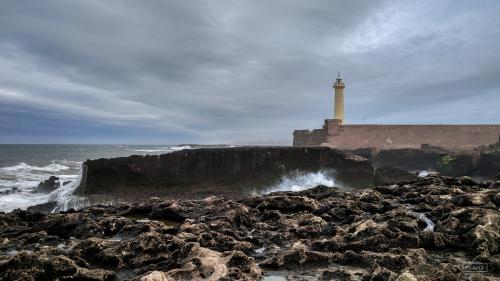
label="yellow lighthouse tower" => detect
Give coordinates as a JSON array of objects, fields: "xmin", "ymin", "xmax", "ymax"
[{"xmin": 333, "ymin": 71, "xmax": 345, "ymax": 124}]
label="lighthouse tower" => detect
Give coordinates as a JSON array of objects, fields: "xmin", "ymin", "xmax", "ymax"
[{"xmin": 333, "ymin": 72, "xmax": 345, "ymax": 124}]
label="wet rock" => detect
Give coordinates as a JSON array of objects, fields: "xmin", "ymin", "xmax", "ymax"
[
  {"xmin": 0, "ymin": 252, "xmax": 78, "ymax": 280},
  {"xmin": 130, "ymin": 271, "xmax": 168, "ymax": 281},
  {"xmin": 261, "ymin": 210, "xmax": 282, "ymax": 221},
  {"xmin": 165, "ymin": 243, "xmax": 260, "ymax": 280},
  {"xmin": 260, "ymin": 241, "xmax": 332, "ymax": 269},
  {"xmin": 149, "ymin": 207, "xmax": 186, "ymax": 222},
  {"xmin": 395, "ymin": 272, "xmax": 418, "ymax": 281},
  {"xmin": 224, "ymin": 250, "xmax": 262, "ymax": 280},
  {"xmin": 3, "ymin": 174, "xmax": 500, "ymax": 280},
  {"xmin": 321, "ymin": 269, "xmax": 354, "ymax": 281},
  {"xmin": 257, "ymin": 195, "xmax": 319, "ymax": 212},
  {"xmin": 62, "ymin": 268, "xmax": 117, "ymax": 281},
  {"xmin": 369, "ymin": 266, "xmax": 396, "ymax": 281},
  {"xmin": 374, "ymin": 168, "xmax": 417, "ymax": 186},
  {"xmin": 0, "ymin": 187, "xmax": 18, "ymax": 195},
  {"xmin": 452, "ymin": 193, "xmax": 490, "ymax": 206},
  {"xmin": 27, "ymin": 201, "xmax": 57, "ymax": 214},
  {"xmin": 36, "ymin": 176, "xmax": 60, "ymax": 193}
]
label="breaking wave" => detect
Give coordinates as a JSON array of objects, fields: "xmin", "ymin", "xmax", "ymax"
[
  {"xmin": 49, "ymin": 167, "xmax": 89, "ymax": 212},
  {"xmin": 260, "ymin": 170, "xmax": 336, "ymax": 194},
  {"xmin": 0, "ymin": 162, "xmax": 71, "ymax": 173},
  {"xmin": 0, "ymin": 160, "xmax": 82, "ymax": 212},
  {"xmin": 170, "ymin": 145, "xmax": 193, "ymax": 151},
  {"xmin": 132, "ymin": 149, "xmax": 171, "ymax": 153}
]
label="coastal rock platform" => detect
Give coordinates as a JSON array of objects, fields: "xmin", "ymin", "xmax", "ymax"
[
  {"xmin": 75, "ymin": 147, "xmax": 374, "ymax": 203},
  {"xmin": 1, "ymin": 175, "xmax": 500, "ymax": 280}
]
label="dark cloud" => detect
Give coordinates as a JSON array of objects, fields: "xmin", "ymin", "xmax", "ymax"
[{"xmin": 0, "ymin": 0, "xmax": 499, "ymax": 144}]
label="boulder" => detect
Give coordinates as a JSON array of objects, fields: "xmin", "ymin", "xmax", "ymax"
[
  {"xmin": 395, "ymin": 272, "xmax": 418, "ymax": 281},
  {"xmin": 27, "ymin": 202, "xmax": 56, "ymax": 214},
  {"xmin": 36, "ymin": 176, "xmax": 60, "ymax": 193},
  {"xmin": 374, "ymin": 168, "xmax": 417, "ymax": 186}
]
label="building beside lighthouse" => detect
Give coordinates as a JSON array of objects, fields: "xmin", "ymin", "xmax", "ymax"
[{"xmin": 293, "ymin": 75, "xmax": 500, "ymax": 150}]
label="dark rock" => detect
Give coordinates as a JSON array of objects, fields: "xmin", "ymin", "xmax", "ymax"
[
  {"xmin": 0, "ymin": 187, "xmax": 18, "ymax": 195},
  {"xmin": 452, "ymin": 193, "xmax": 490, "ymax": 206},
  {"xmin": 257, "ymin": 196, "xmax": 319, "ymax": 212},
  {"xmin": 36, "ymin": 176, "xmax": 60, "ymax": 193},
  {"xmin": 149, "ymin": 207, "xmax": 186, "ymax": 222},
  {"xmin": 374, "ymin": 168, "xmax": 417, "ymax": 186},
  {"xmin": 344, "ymin": 147, "xmax": 377, "ymax": 161},
  {"xmin": 372, "ymin": 149, "xmax": 444, "ymax": 171},
  {"xmin": 60, "ymin": 268, "xmax": 117, "ymax": 281},
  {"xmin": 476, "ymin": 150, "xmax": 500, "ymax": 179},
  {"xmin": 321, "ymin": 269, "xmax": 354, "ymax": 281},
  {"xmin": 75, "ymin": 147, "xmax": 374, "ymax": 201},
  {"xmin": 261, "ymin": 210, "xmax": 282, "ymax": 221},
  {"xmin": 2, "ymin": 174, "xmax": 500, "ymax": 281},
  {"xmin": 369, "ymin": 266, "xmax": 396, "ymax": 281},
  {"xmin": 27, "ymin": 201, "xmax": 56, "ymax": 214}
]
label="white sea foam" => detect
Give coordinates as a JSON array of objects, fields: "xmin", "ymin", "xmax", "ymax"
[
  {"xmin": 0, "ymin": 160, "xmax": 82, "ymax": 212},
  {"xmin": 415, "ymin": 212, "xmax": 435, "ymax": 232},
  {"xmin": 170, "ymin": 145, "xmax": 192, "ymax": 151},
  {"xmin": 0, "ymin": 191, "xmax": 51, "ymax": 212},
  {"xmin": 133, "ymin": 149, "xmax": 171, "ymax": 153},
  {"xmin": 418, "ymin": 171, "xmax": 430, "ymax": 177},
  {"xmin": 260, "ymin": 171, "xmax": 336, "ymax": 194},
  {"xmin": 0, "ymin": 162, "xmax": 71, "ymax": 173},
  {"xmin": 407, "ymin": 209, "xmax": 435, "ymax": 232},
  {"xmin": 50, "ymin": 168, "xmax": 89, "ymax": 212}
]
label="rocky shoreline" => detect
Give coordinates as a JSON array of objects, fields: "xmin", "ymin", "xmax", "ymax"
[
  {"xmin": 1, "ymin": 174, "xmax": 499, "ymax": 280},
  {"xmin": 74, "ymin": 147, "xmax": 374, "ymax": 204}
]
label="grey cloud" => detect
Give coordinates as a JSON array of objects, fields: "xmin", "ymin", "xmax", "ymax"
[{"xmin": 0, "ymin": 0, "xmax": 499, "ymax": 143}]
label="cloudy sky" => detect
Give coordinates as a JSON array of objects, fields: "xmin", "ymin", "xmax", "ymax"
[{"xmin": 1, "ymin": 1, "xmax": 499, "ymax": 144}]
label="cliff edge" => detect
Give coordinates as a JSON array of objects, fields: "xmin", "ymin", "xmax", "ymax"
[{"xmin": 75, "ymin": 147, "xmax": 374, "ymax": 202}]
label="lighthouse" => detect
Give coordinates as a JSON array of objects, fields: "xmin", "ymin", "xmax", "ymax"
[{"xmin": 333, "ymin": 72, "xmax": 345, "ymax": 123}]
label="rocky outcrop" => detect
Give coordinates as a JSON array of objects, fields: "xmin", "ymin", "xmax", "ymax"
[
  {"xmin": 371, "ymin": 148, "xmax": 446, "ymax": 171},
  {"xmin": 348, "ymin": 146, "xmax": 500, "ymax": 178},
  {"xmin": 2, "ymin": 175, "xmax": 500, "ymax": 280},
  {"xmin": 75, "ymin": 147, "xmax": 374, "ymax": 202},
  {"xmin": 374, "ymin": 168, "xmax": 417, "ymax": 186},
  {"xmin": 476, "ymin": 148, "xmax": 500, "ymax": 179},
  {"xmin": 35, "ymin": 176, "xmax": 60, "ymax": 193}
]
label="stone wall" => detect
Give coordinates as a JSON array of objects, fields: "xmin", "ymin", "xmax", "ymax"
[
  {"xmin": 293, "ymin": 120, "xmax": 500, "ymax": 150},
  {"xmin": 292, "ymin": 129, "xmax": 326, "ymax": 147}
]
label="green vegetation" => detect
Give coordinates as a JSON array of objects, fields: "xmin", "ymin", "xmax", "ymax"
[{"xmin": 437, "ymin": 154, "xmax": 456, "ymax": 172}]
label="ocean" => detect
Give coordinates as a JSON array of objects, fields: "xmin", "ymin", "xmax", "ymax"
[
  {"xmin": 0, "ymin": 144, "xmax": 195, "ymax": 212},
  {"xmin": 0, "ymin": 144, "xmax": 336, "ymax": 213}
]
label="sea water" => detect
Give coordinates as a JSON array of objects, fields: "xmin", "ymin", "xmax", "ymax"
[
  {"xmin": 0, "ymin": 144, "xmax": 340, "ymax": 213},
  {"xmin": 0, "ymin": 144, "xmax": 193, "ymax": 212}
]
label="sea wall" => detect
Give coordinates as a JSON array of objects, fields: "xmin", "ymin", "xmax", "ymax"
[
  {"xmin": 75, "ymin": 147, "xmax": 374, "ymax": 201},
  {"xmin": 324, "ymin": 123, "xmax": 500, "ymax": 150},
  {"xmin": 292, "ymin": 129, "xmax": 326, "ymax": 147},
  {"xmin": 294, "ymin": 119, "xmax": 500, "ymax": 150}
]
